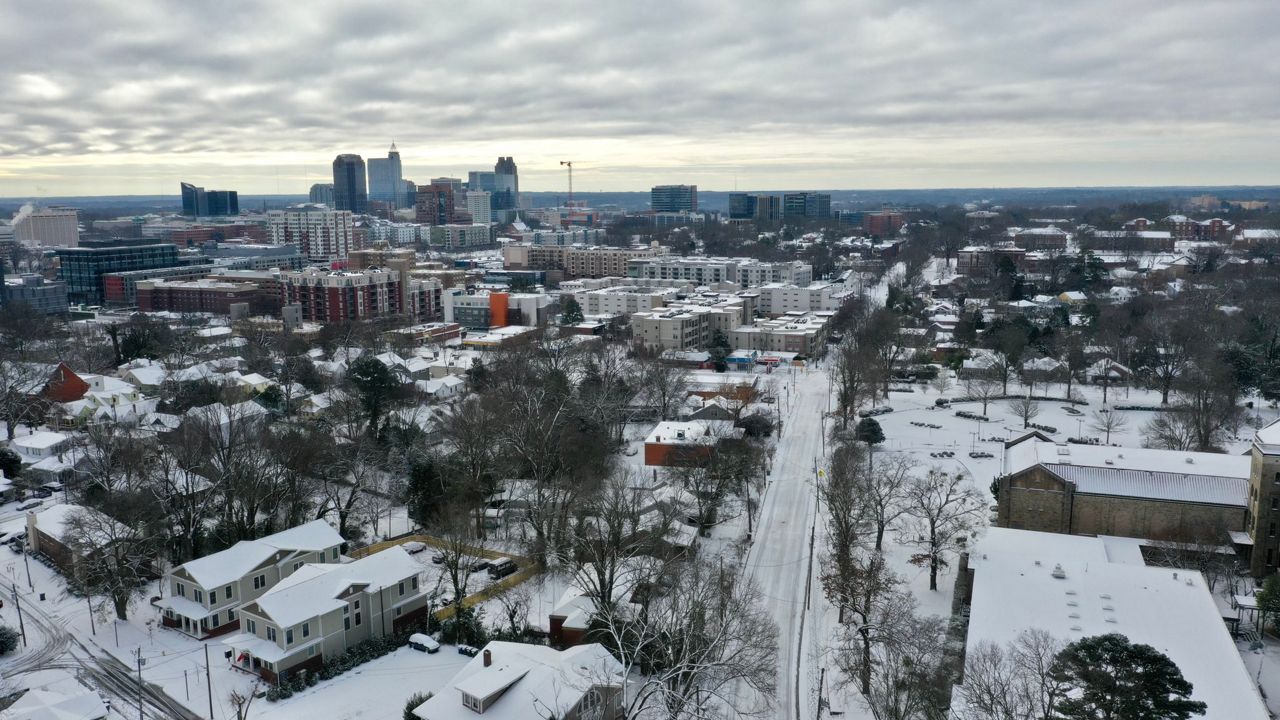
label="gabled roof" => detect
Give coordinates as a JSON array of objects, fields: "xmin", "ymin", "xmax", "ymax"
[
  {"xmin": 175, "ymin": 520, "xmax": 341, "ymax": 589},
  {"xmin": 245, "ymin": 546, "xmax": 418, "ymax": 628}
]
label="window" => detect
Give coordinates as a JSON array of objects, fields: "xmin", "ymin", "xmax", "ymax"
[
  {"xmin": 302, "ymin": 622, "xmax": 310, "ymax": 639},
  {"xmin": 267, "ymin": 627, "xmax": 277, "ymax": 642},
  {"xmin": 176, "ymin": 582, "xmax": 186, "ymax": 598},
  {"xmin": 1268, "ymin": 548, "xmax": 1275, "ymax": 566},
  {"xmin": 229, "ymin": 610, "xmax": 236, "ymax": 622},
  {"xmin": 293, "ymin": 561, "xmax": 303, "ymax": 571},
  {"xmin": 398, "ymin": 581, "xmax": 405, "ymax": 597},
  {"xmin": 355, "ymin": 612, "xmax": 362, "ymax": 626},
  {"xmin": 253, "ymin": 574, "xmax": 266, "ymax": 590},
  {"xmin": 411, "ymin": 576, "xmax": 418, "ymax": 591},
  {"xmin": 344, "ymin": 616, "xmax": 351, "ymax": 631},
  {"xmin": 394, "ymin": 607, "xmax": 402, "ymax": 617},
  {"xmin": 193, "ymin": 589, "xmax": 203, "ymax": 603},
  {"xmin": 354, "ymin": 599, "xmax": 361, "ymax": 611},
  {"xmin": 246, "ymin": 619, "xmax": 257, "ymax": 634},
  {"xmin": 212, "ymin": 614, "xmax": 220, "ymax": 628},
  {"xmin": 331, "ymin": 547, "xmax": 339, "ymax": 561},
  {"xmin": 308, "ymin": 645, "xmax": 316, "ymax": 657},
  {"xmin": 286, "ymin": 629, "xmax": 294, "ymax": 644},
  {"xmin": 1271, "ymin": 522, "xmax": 1276, "ymax": 538},
  {"xmin": 225, "ymin": 586, "xmax": 233, "ymax": 601}
]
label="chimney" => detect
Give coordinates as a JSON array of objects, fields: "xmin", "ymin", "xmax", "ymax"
[{"xmin": 483, "ymin": 649, "xmax": 492, "ymax": 667}]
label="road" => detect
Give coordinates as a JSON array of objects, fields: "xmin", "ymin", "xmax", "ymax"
[
  {"xmin": 5, "ymin": 581, "xmax": 204, "ymax": 719},
  {"xmin": 739, "ymin": 362, "xmax": 830, "ymax": 719}
]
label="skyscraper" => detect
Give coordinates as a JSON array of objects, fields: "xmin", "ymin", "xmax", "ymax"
[
  {"xmin": 728, "ymin": 193, "xmax": 757, "ymax": 219},
  {"xmin": 367, "ymin": 143, "xmax": 404, "ymax": 208},
  {"xmin": 493, "ymin": 157, "xmax": 519, "ymax": 212},
  {"xmin": 180, "ymin": 182, "xmax": 239, "ymax": 217},
  {"xmin": 650, "ymin": 185, "xmax": 698, "ymax": 213},
  {"xmin": 783, "ymin": 192, "xmax": 831, "ymax": 220},
  {"xmin": 414, "ymin": 184, "xmax": 456, "ymax": 225},
  {"xmin": 332, "ymin": 154, "xmax": 369, "ymax": 214},
  {"xmin": 309, "ymin": 183, "xmax": 335, "ymax": 206},
  {"xmin": 466, "ymin": 191, "xmax": 493, "ymax": 224},
  {"xmin": 468, "ymin": 171, "xmax": 496, "ymax": 193}
]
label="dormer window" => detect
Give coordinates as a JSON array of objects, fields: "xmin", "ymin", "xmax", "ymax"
[{"xmin": 462, "ymin": 693, "xmax": 481, "ymax": 712}]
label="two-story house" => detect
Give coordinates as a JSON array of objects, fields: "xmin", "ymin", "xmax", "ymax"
[
  {"xmin": 222, "ymin": 546, "xmax": 428, "ymax": 682},
  {"xmin": 411, "ymin": 641, "xmax": 625, "ymax": 720},
  {"xmin": 156, "ymin": 520, "xmax": 345, "ymax": 638}
]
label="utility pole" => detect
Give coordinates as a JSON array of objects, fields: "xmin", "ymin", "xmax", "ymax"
[
  {"xmin": 135, "ymin": 648, "xmax": 145, "ymax": 720},
  {"xmin": 22, "ymin": 543, "xmax": 32, "ymax": 590},
  {"xmin": 87, "ymin": 595, "xmax": 95, "ymax": 635},
  {"xmin": 10, "ymin": 583, "xmax": 26, "ymax": 647},
  {"xmin": 816, "ymin": 667, "xmax": 826, "ymax": 719},
  {"xmin": 205, "ymin": 643, "xmax": 215, "ymax": 720}
]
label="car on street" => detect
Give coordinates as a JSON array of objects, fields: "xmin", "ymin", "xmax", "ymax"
[
  {"xmin": 408, "ymin": 633, "xmax": 440, "ymax": 653},
  {"xmin": 402, "ymin": 541, "xmax": 426, "ymax": 554}
]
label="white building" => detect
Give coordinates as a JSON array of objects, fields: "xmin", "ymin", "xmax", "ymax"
[
  {"xmin": 627, "ymin": 256, "xmax": 812, "ymax": 288},
  {"xmin": 14, "ymin": 206, "xmax": 79, "ymax": 247},
  {"xmin": 429, "ymin": 224, "xmax": 491, "ymax": 250},
  {"xmin": 465, "ymin": 190, "xmax": 492, "ymax": 224},
  {"xmin": 960, "ymin": 528, "xmax": 1267, "ymax": 719},
  {"xmin": 754, "ymin": 282, "xmax": 852, "ymax": 315},
  {"xmin": 570, "ymin": 285, "xmax": 678, "ymax": 316},
  {"xmin": 268, "ymin": 206, "xmax": 354, "ymax": 262}
]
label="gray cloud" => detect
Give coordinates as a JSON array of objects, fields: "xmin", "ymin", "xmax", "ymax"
[{"xmin": 0, "ymin": 0, "xmax": 1278, "ymax": 194}]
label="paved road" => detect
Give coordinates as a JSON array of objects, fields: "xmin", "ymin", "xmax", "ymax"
[{"xmin": 739, "ymin": 363, "xmax": 829, "ymax": 719}]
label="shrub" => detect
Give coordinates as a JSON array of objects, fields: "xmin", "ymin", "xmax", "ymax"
[
  {"xmin": 404, "ymin": 691, "xmax": 432, "ymax": 720},
  {"xmin": 0, "ymin": 626, "xmax": 19, "ymax": 655}
]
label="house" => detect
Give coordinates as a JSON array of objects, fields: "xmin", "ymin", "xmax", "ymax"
[
  {"xmin": 1085, "ymin": 358, "xmax": 1132, "ymax": 384},
  {"xmin": 157, "ymin": 519, "xmax": 345, "ymax": 639},
  {"xmin": 9, "ymin": 430, "xmax": 73, "ymax": 463},
  {"xmin": 1020, "ymin": 356, "xmax": 1068, "ymax": 385},
  {"xmin": 995, "ymin": 437, "xmax": 1248, "ymax": 544},
  {"xmin": 26, "ymin": 503, "xmax": 121, "ymax": 574},
  {"xmin": 5, "ymin": 687, "xmax": 109, "ymax": 719},
  {"xmin": 222, "ymin": 546, "xmax": 428, "ymax": 682},
  {"xmin": 954, "ymin": 528, "xmax": 1267, "ymax": 719},
  {"xmin": 643, "ymin": 420, "xmax": 743, "ymax": 467},
  {"xmin": 412, "ymin": 641, "xmax": 625, "ymax": 720},
  {"xmin": 0, "ymin": 471, "xmax": 16, "ymax": 504},
  {"xmin": 1056, "ymin": 290, "xmax": 1088, "ymax": 306}
]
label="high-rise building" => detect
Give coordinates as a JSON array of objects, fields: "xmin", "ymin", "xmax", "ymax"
[
  {"xmin": 468, "ymin": 171, "xmax": 496, "ymax": 193},
  {"xmin": 414, "ymin": 184, "xmax": 456, "ymax": 225},
  {"xmin": 400, "ymin": 180, "xmax": 417, "ymax": 209},
  {"xmin": 268, "ymin": 206, "xmax": 355, "ymax": 262},
  {"xmin": 367, "ymin": 143, "xmax": 405, "ymax": 208},
  {"xmin": 754, "ymin": 195, "xmax": 781, "ymax": 222},
  {"xmin": 783, "ymin": 192, "xmax": 831, "ymax": 220},
  {"xmin": 466, "ymin": 191, "xmax": 493, "ymax": 224},
  {"xmin": 493, "ymin": 157, "xmax": 519, "ymax": 212},
  {"xmin": 280, "ymin": 267, "xmax": 402, "ymax": 323},
  {"xmin": 180, "ymin": 183, "xmax": 239, "ymax": 217},
  {"xmin": 430, "ymin": 177, "xmax": 464, "ymax": 195},
  {"xmin": 55, "ymin": 238, "xmax": 181, "ymax": 304},
  {"xmin": 650, "ymin": 185, "xmax": 698, "ymax": 213},
  {"xmin": 728, "ymin": 193, "xmax": 756, "ymax": 220},
  {"xmin": 14, "ymin": 206, "xmax": 80, "ymax": 247},
  {"xmin": 309, "ymin": 183, "xmax": 335, "ymax": 206},
  {"xmin": 332, "ymin": 154, "xmax": 369, "ymax": 214}
]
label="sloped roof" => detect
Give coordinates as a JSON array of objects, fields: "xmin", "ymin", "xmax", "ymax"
[
  {"xmin": 1046, "ymin": 464, "xmax": 1246, "ymax": 507},
  {"xmin": 248, "ymin": 546, "xmax": 418, "ymax": 628}
]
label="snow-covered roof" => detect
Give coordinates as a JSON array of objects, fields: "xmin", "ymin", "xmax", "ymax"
[
  {"xmin": 645, "ymin": 420, "xmax": 740, "ymax": 445},
  {"xmin": 6, "ymin": 687, "xmax": 108, "ymax": 720},
  {"xmin": 1254, "ymin": 417, "xmax": 1280, "ymax": 448},
  {"xmin": 175, "ymin": 520, "xmax": 342, "ymax": 589},
  {"xmin": 966, "ymin": 528, "xmax": 1267, "ymax": 719},
  {"xmin": 10, "ymin": 431, "xmax": 70, "ymax": 451},
  {"xmin": 247, "ymin": 546, "xmax": 417, "ymax": 628},
  {"xmin": 1005, "ymin": 440, "xmax": 1249, "ymax": 506},
  {"xmin": 413, "ymin": 641, "xmax": 624, "ymax": 720}
]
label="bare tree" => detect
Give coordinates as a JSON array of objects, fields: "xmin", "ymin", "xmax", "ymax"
[
  {"xmin": 823, "ymin": 549, "xmax": 906, "ymax": 696},
  {"xmin": 931, "ymin": 369, "xmax": 952, "ymax": 397},
  {"xmin": 435, "ymin": 506, "xmax": 487, "ymax": 608},
  {"xmin": 635, "ymin": 358, "xmax": 690, "ymax": 422},
  {"xmin": 965, "ymin": 376, "xmax": 1001, "ymax": 415},
  {"xmin": 855, "ymin": 610, "xmax": 952, "ymax": 720},
  {"xmin": 595, "ymin": 557, "xmax": 779, "ymax": 719},
  {"xmin": 492, "ymin": 581, "xmax": 534, "ymax": 638},
  {"xmin": 1089, "ymin": 410, "xmax": 1128, "ymax": 444},
  {"xmin": 903, "ymin": 468, "xmax": 985, "ymax": 591},
  {"xmin": 1142, "ymin": 412, "xmax": 1197, "ymax": 451},
  {"xmin": 1145, "ymin": 519, "xmax": 1243, "ymax": 596},
  {"xmin": 0, "ymin": 360, "xmax": 48, "ymax": 440},
  {"xmin": 1008, "ymin": 395, "xmax": 1041, "ymax": 429},
  {"xmin": 833, "ymin": 340, "xmax": 876, "ymax": 428},
  {"xmin": 61, "ymin": 504, "xmax": 161, "ymax": 620},
  {"xmin": 863, "ymin": 453, "xmax": 915, "ymax": 552},
  {"xmin": 956, "ymin": 629, "xmax": 1067, "ymax": 720}
]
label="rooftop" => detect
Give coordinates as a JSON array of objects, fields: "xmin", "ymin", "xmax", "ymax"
[
  {"xmin": 246, "ymin": 546, "xmax": 418, "ymax": 628},
  {"xmin": 966, "ymin": 528, "xmax": 1267, "ymax": 719}
]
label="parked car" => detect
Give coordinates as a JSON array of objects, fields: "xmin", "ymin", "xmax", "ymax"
[
  {"xmin": 467, "ymin": 558, "xmax": 491, "ymax": 572},
  {"xmin": 31, "ymin": 488, "xmax": 52, "ymax": 499},
  {"xmin": 401, "ymin": 541, "xmax": 426, "ymax": 554},
  {"xmin": 431, "ymin": 552, "xmax": 445, "ymax": 564},
  {"xmin": 934, "ymin": 398, "xmax": 950, "ymax": 407},
  {"xmin": 0, "ymin": 530, "xmax": 25, "ymax": 545},
  {"xmin": 17, "ymin": 500, "xmax": 42, "ymax": 511},
  {"xmin": 408, "ymin": 633, "xmax": 440, "ymax": 653},
  {"xmin": 487, "ymin": 557, "xmax": 518, "ymax": 579}
]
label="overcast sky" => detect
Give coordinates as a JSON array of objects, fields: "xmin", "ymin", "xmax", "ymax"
[{"xmin": 1, "ymin": 0, "xmax": 1278, "ymax": 197}]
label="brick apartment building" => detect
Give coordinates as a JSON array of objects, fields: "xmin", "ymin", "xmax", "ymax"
[
  {"xmin": 136, "ymin": 278, "xmax": 261, "ymax": 314},
  {"xmin": 280, "ymin": 268, "xmax": 402, "ymax": 322}
]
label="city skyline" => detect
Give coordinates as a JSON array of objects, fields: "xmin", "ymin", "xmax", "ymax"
[{"xmin": 2, "ymin": 0, "xmax": 1279, "ymax": 197}]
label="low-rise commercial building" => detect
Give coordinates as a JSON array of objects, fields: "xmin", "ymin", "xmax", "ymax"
[
  {"xmin": 4, "ymin": 274, "xmax": 68, "ymax": 314},
  {"xmin": 135, "ymin": 278, "xmax": 261, "ymax": 315}
]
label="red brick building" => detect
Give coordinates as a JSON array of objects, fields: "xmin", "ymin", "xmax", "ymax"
[
  {"xmin": 135, "ymin": 278, "xmax": 261, "ymax": 314},
  {"xmin": 279, "ymin": 268, "xmax": 402, "ymax": 323}
]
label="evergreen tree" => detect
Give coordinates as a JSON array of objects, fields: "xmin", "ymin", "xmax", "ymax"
[
  {"xmin": 855, "ymin": 417, "xmax": 885, "ymax": 447},
  {"xmin": 560, "ymin": 297, "xmax": 584, "ymax": 325},
  {"xmin": 1257, "ymin": 574, "xmax": 1280, "ymax": 634},
  {"xmin": 1050, "ymin": 633, "xmax": 1206, "ymax": 720}
]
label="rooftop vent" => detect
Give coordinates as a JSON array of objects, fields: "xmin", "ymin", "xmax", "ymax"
[
  {"xmin": 1104, "ymin": 459, "xmax": 1114, "ymax": 465},
  {"xmin": 1185, "ymin": 457, "xmax": 1194, "ymax": 464},
  {"xmin": 1051, "ymin": 564, "xmax": 1066, "ymax": 579}
]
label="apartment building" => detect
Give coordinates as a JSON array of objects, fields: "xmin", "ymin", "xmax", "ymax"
[
  {"xmin": 503, "ymin": 243, "xmax": 667, "ymax": 279},
  {"xmin": 570, "ymin": 285, "xmax": 678, "ymax": 316},
  {"xmin": 631, "ymin": 295, "xmax": 751, "ymax": 351},
  {"xmin": 1010, "ymin": 226, "xmax": 1069, "ymax": 251},
  {"xmin": 504, "ymin": 228, "xmax": 605, "ymax": 246},
  {"xmin": 442, "ymin": 288, "xmax": 554, "ymax": 329},
  {"xmin": 135, "ymin": 278, "xmax": 260, "ymax": 315},
  {"xmin": 627, "ymin": 257, "xmax": 812, "ymax": 288},
  {"xmin": 429, "ymin": 224, "xmax": 492, "ymax": 250},
  {"xmin": 223, "ymin": 547, "xmax": 427, "ymax": 682},
  {"xmin": 157, "ymin": 520, "xmax": 344, "ymax": 639},
  {"xmin": 279, "ymin": 268, "xmax": 402, "ymax": 322},
  {"xmin": 754, "ymin": 282, "xmax": 851, "ymax": 315},
  {"xmin": 267, "ymin": 207, "xmax": 354, "ymax": 262},
  {"xmin": 728, "ymin": 312, "xmax": 833, "ymax": 356}
]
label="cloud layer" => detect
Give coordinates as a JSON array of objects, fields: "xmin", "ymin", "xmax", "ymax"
[{"xmin": 2, "ymin": 0, "xmax": 1278, "ymax": 195}]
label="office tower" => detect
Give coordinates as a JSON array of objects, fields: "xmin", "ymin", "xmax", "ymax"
[
  {"xmin": 728, "ymin": 193, "xmax": 757, "ymax": 220},
  {"xmin": 309, "ymin": 183, "xmax": 335, "ymax": 205},
  {"xmin": 783, "ymin": 192, "xmax": 831, "ymax": 219},
  {"xmin": 400, "ymin": 180, "xmax": 417, "ymax": 209},
  {"xmin": 493, "ymin": 157, "xmax": 519, "ymax": 211},
  {"xmin": 180, "ymin": 183, "xmax": 239, "ymax": 217},
  {"xmin": 754, "ymin": 195, "xmax": 781, "ymax": 222},
  {"xmin": 55, "ymin": 238, "xmax": 181, "ymax": 304},
  {"xmin": 414, "ymin": 184, "xmax": 456, "ymax": 225},
  {"xmin": 268, "ymin": 206, "xmax": 355, "ymax": 262},
  {"xmin": 367, "ymin": 143, "xmax": 404, "ymax": 208},
  {"xmin": 14, "ymin": 206, "xmax": 80, "ymax": 247},
  {"xmin": 466, "ymin": 191, "xmax": 493, "ymax": 224},
  {"xmin": 468, "ymin": 171, "xmax": 496, "ymax": 193},
  {"xmin": 650, "ymin": 185, "xmax": 698, "ymax": 213},
  {"xmin": 332, "ymin": 154, "xmax": 369, "ymax": 214},
  {"xmin": 430, "ymin": 177, "xmax": 464, "ymax": 195}
]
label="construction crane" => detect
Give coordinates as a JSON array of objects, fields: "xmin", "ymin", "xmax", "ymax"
[{"xmin": 559, "ymin": 160, "xmax": 574, "ymax": 205}]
